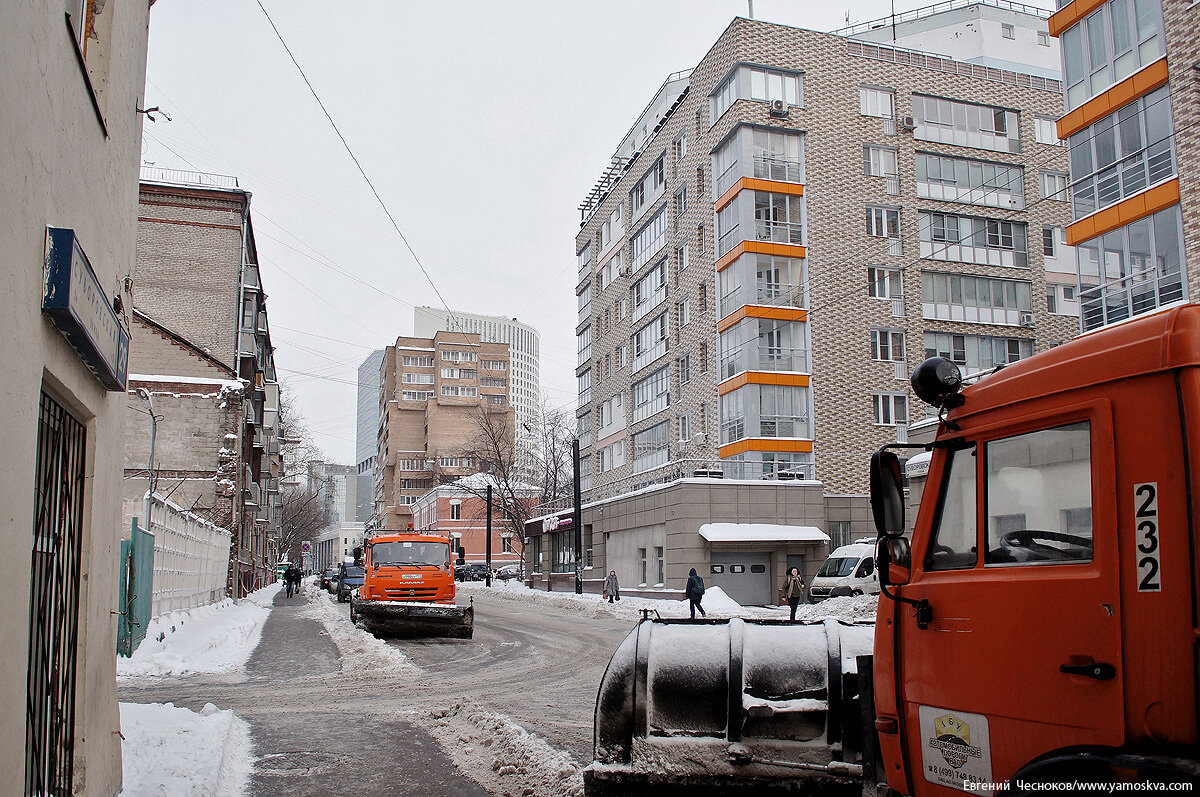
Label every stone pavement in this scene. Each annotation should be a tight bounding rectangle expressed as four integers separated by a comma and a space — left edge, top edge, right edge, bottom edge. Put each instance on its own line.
121, 587, 490, 797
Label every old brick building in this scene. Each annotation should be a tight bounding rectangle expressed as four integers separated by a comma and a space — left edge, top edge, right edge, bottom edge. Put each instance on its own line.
558, 3, 1079, 600
412, 474, 539, 567
1049, 0, 1198, 329
375, 331, 515, 530
125, 171, 283, 596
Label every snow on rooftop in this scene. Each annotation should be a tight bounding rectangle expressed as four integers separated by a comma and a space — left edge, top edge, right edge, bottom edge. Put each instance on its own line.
129, 373, 245, 390
450, 472, 541, 493
698, 522, 830, 543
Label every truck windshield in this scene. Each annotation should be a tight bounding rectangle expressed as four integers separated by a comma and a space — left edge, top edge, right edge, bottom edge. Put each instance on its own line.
817, 557, 857, 577
370, 541, 449, 567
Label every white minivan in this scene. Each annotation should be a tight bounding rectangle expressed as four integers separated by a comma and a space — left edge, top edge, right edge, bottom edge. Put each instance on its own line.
808, 541, 879, 601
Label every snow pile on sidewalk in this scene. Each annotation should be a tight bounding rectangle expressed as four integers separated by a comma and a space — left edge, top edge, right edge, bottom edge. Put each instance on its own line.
304, 590, 417, 677
461, 579, 877, 624
425, 702, 583, 797
119, 702, 253, 796
117, 583, 281, 679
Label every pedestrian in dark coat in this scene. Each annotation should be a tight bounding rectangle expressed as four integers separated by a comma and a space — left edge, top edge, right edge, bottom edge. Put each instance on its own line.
783, 567, 806, 621
684, 567, 706, 619
603, 570, 621, 603
284, 566, 301, 598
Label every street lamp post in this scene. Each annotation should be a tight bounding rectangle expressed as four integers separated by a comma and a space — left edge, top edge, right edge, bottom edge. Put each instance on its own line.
572, 438, 582, 594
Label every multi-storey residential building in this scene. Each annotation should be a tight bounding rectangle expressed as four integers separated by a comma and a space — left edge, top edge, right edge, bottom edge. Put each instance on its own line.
355, 349, 385, 522
562, 5, 1076, 601
375, 331, 515, 529
411, 474, 539, 567
3, 3, 150, 792
414, 308, 541, 455
1049, 0, 1199, 330
132, 170, 284, 596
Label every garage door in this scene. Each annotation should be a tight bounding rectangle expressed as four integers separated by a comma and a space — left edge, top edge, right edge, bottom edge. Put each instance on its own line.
709, 552, 771, 606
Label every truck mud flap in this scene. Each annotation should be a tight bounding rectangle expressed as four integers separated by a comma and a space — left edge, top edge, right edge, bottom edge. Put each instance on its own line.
585, 617, 874, 795
352, 598, 474, 639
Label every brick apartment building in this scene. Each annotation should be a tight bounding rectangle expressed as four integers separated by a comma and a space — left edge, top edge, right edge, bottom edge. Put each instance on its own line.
1049, 0, 1199, 329
375, 331, 515, 530
412, 474, 540, 567
546, 3, 1080, 601
126, 170, 284, 595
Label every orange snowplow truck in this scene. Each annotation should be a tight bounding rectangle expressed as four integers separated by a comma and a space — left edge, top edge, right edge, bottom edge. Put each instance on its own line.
586, 304, 1200, 796
869, 304, 1200, 792
349, 530, 473, 639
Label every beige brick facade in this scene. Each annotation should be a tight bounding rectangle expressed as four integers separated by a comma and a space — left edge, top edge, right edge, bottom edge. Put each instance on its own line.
576, 16, 1073, 512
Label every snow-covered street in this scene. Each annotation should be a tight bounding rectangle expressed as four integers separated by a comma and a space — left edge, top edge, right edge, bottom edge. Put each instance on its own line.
118, 581, 877, 796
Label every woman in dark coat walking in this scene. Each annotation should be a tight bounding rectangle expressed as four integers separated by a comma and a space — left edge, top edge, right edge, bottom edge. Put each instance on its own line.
684, 567, 706, 619
783, 566, 806, 621
603, 570, 620, 602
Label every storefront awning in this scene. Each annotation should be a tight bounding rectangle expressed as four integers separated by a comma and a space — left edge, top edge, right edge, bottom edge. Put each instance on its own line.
698, 523, 830, 543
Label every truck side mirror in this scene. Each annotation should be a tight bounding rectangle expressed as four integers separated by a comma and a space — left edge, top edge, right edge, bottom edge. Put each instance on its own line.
870, 449, 906, 536
877, 536, 912, 586
353, 546, 363, 566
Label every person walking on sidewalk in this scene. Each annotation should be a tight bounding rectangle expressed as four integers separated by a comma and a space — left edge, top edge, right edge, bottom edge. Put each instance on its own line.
284, 565, 301, 598
783, 566, 806, 621
603, 570, 621, 603
685, 568, 706, 619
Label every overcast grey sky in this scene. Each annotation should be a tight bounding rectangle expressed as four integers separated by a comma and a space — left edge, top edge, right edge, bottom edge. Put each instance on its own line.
141, 0, 1048, 464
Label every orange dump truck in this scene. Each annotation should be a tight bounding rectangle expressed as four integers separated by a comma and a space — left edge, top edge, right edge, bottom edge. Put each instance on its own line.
349, 530, 473, 639
587, 304, 1200, 794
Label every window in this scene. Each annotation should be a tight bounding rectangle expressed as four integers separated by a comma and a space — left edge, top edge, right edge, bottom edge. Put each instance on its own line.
441, 350, 477, 362
925, 444, 979, 571
873, 393, 908, 426
402, 373, 435, 384
860, 86, 894, 118
400, 459, 426, 471
632, 420, 671, 473
441, 385, 477, 397
632, 366, 670, 422
1067, 86, 1175, 220
639, 548, 648, 585
1038, 31, 1050, 46
402, 355, 434, 367
631, 156, 666, 218
866, 206, 900, 238
481, 360, 507, 370
748, 66, 801, 105
677, 243, 689, 273
1035, 116, 1063, 146
1042, 226, 1056, 257
439, 456, 473, 468
984, 423, 1093, 565
678, 412, 692, 442
577, 325, 592, 366
485, 394, 506, 405
865, 146, 898, 178
1001, 23, 1015, 38
913, 95, 1020, 154
601, 204, 624, 252
758, 384, 809, 438
720, 389, 744, 443
442, 367, 476, 379
871, 329, 905, 362
450, 503, 461, 520
480, 377, 506, 388
924, 332, 1033, 373
1040, 171, 1069, 201
401, 390, 433, 401
919, 211, 1029, 268
1076, 204, 1185, 331
915, 153, 1024, 209
1061, 0, 1164, 110
578, 242, 593, 281
577, 369, 592, 408
711, 71, 738, 120
599, 440, 626, 472
632, 260, 668, 322
921, 271, 1034, 325
673, 135, 688, 167
632, 209, 667, 269
869, 266, 903, 299
632, 312, 669, 372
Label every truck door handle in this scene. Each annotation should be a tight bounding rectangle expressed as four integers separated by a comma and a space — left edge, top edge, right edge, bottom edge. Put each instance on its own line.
1059, 662, 1116, 680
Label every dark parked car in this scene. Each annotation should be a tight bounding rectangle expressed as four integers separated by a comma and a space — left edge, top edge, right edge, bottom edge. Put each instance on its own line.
337, 564, 365, 602
320, 568, 338, 591
455, 563, 491, 581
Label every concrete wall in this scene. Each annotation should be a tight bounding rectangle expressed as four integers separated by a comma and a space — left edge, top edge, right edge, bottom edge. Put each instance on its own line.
0, 1, 150, 793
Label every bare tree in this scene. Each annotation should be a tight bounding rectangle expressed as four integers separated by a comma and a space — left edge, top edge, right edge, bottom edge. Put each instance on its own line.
453, 403, 576, 564
277, 485, 333, 566
278, 381, 323, 483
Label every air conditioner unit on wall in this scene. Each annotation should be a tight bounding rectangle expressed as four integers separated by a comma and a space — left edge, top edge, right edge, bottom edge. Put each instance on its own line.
769, 99, 788, 117
901, 115, 917, 131
1019, 311, 1035, 328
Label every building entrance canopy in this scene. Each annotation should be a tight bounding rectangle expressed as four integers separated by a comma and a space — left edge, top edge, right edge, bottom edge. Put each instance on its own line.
698, 522, 829, 543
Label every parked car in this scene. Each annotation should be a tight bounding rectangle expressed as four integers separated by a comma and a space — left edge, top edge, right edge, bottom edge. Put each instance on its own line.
495, 564, 522, 581
320, 568, 337, 591
337, 564, 366, 602
808, 541, 879, 601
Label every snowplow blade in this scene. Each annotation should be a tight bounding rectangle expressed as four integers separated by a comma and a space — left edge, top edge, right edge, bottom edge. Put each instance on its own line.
352, 597, 474, 639
584, 617, 875, 796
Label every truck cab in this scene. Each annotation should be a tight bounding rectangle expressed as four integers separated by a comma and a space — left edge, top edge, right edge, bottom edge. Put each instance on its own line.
871, 305, 1200, 792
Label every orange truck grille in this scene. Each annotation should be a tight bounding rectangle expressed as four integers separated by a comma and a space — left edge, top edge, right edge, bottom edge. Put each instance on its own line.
384, 588, 440, 600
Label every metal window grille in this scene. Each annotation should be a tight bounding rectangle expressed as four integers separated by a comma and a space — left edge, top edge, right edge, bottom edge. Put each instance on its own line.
26, 391, 87, 795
